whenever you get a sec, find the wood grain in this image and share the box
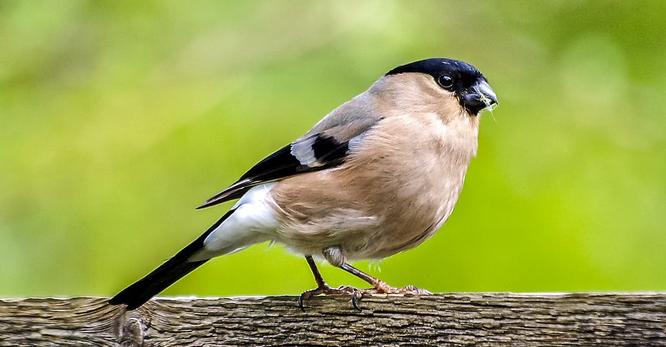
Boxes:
[1,293,665,346]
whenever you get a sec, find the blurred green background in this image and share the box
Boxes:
[1,0,664,298]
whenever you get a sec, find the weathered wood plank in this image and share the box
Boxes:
[0,293,665,346]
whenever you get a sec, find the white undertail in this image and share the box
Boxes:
[189,183,279,261]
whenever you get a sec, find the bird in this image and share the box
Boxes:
[109,57,498,310]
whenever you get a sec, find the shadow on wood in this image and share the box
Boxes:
[1,293,665,346]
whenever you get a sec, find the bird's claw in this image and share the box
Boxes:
[397,284,432,295]
[368,282,432,295]
[298,285,364,311]
[298,283,430,311]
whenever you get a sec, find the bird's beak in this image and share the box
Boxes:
[461,80,498,115]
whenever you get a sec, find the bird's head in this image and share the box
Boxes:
[377,58,497,118]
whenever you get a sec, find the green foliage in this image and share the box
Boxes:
[1,1,664,296]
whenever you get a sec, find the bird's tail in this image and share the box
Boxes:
[109,210,233,310]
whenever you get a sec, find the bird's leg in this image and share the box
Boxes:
[306,255,328,289]
[339,262,391,292]
[339,262,432,295]
[298,255,361,310]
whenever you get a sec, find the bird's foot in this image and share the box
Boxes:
[368,282,432,295]
[298,283,430,311]
[298,285,363,311]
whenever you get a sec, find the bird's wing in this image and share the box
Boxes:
[197,116,380,209]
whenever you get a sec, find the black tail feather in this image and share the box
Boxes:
[109,259,207,310]
[109,210,234,310]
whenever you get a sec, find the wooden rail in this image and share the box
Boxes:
[1,293,665,346]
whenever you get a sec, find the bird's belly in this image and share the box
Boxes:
[345,173,464,259]
[276,165,466,260]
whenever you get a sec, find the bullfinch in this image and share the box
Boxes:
[110,58,498,310]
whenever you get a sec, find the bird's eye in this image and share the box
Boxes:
[437,75,454,89]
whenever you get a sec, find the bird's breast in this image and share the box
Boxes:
[345,114,477,258]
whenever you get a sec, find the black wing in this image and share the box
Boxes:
[196,133,352,209]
